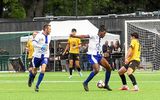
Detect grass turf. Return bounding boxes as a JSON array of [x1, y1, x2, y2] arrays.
[[0, 70, 160, 100]]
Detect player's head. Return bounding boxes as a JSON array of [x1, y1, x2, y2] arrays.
[[43, 24, 51, 35], [71, 28, 77, 35], [131, 32, 139, 39], [98, 25, 106, 38], [32, 31, 38, 38]]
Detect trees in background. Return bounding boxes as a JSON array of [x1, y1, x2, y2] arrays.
[[0, 0, 160, 19], [2, 0, 26, 19]]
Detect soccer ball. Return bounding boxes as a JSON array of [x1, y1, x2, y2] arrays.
[[97, 80, 105, 88]]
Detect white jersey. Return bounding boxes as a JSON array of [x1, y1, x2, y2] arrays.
[[87, 34, 102, 55], [32, 32, 51, 58]]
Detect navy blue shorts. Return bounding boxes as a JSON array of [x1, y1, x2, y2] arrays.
[[87, 54, 102, 66], [32, 57, 48, 68]]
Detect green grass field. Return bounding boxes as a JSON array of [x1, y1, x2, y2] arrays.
[[0, 70, 160, 100]]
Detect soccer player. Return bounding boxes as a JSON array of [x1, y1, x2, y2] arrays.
[[118, 32, 141, 91], [28, 24, 51, 92], [26, 32, 38, 73], [63, 28, 82, 78], [70, 25, 112, 91]]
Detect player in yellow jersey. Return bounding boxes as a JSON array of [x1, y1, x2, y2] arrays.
[[63, 28, 82, 78], [118, 32, 141, 91], [26, 31, 38, 87]]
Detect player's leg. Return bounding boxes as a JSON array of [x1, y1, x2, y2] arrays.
[[75, 54, 82, 77], [118, 65, 128, 90], [35, 58, 48, 92], [28, 58, 38, 87], [68, 53, 74, 78], [127, 60, 140, 91], [83, 63, 99, 91], [69, 59, 73, 78], [75, 60, 83, 77], [30, 59, 37, 82], [100, 57, 112, 91], [28, 58, 33, 72], [83, 55, 100, 91]]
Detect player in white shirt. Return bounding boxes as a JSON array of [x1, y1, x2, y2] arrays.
[[28, 24, 51, 92], [70, 25, 112, 91]]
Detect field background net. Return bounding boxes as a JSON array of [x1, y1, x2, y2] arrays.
[[0, 32, 32, 71]]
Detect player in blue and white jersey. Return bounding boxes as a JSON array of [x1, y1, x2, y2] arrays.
[[28, 24, 51, 92], [70, 25, 112, 91]]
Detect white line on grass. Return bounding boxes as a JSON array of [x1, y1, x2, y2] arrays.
[[0, 80, 159, 83]]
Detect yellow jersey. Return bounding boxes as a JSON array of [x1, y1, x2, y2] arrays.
[[26, 39, 34, 59], [68, 37, 81, 54], [128, 39, 141, 62]]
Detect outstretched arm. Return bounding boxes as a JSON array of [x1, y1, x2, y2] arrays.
[[70, 34, 90, 38]]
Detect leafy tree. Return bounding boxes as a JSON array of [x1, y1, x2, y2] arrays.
[[1, 0, 160, 19], [3, 0, 26, 19]]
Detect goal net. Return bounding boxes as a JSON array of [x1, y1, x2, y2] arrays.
[[125, 19, 160, 70]]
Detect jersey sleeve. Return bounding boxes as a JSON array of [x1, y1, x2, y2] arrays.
[[130, 40, 135, 49], [32, 34, 42, 48], [26, 40, 29, 48], [67, 37, 71, 44]]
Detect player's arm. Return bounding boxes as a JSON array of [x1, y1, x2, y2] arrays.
[[126, 47, 133, 58], [32, 35, 46, 50], [32, 40, 43, 48], [125, 45, 133, 64], [63, 43, 70, 55], [70, 34, 90, 38], [26, 41, 29, 52]]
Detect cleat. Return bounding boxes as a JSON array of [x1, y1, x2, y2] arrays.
[[35, 86, 39, 92], [83, 82, 89, 91], [79, 72, 83, 77], [131, 85, 139, 91], [131, 88, 139, 91], [104, 85, 112, 91], [119, 85, 129, 90], [68, 75, 72, 79]]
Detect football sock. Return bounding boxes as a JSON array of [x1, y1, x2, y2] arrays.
[[36, 73, 44, 88], [69, 68, 72, 75], [128, 74, 137, 85], [32, 72, 37, 80], [77, 67, 81, 72], [29, 71, 34, 79], [119, 74, 127, 85], [105, 70, 111, 85], [84, 71, 96, 84]]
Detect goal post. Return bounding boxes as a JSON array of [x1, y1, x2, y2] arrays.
[[125, 19, 160, 70]]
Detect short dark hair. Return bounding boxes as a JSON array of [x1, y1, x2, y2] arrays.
[[71, 28, 77, 32], [98, 25, 106, 32], [43, 24, 51, 31], [131, 32, 139, 39]]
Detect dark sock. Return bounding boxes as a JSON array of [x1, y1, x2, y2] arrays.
[[105, 70, 111, 85], [77, 67, 81, 72], [119, 74, 127, 85], [32, 72, 37, 80], [29, 72, 34, 79], [128, 74, 137, 86], [69, 68, 72, 75], [84, 71, 96, 84], [36, 73, 44, 88]]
